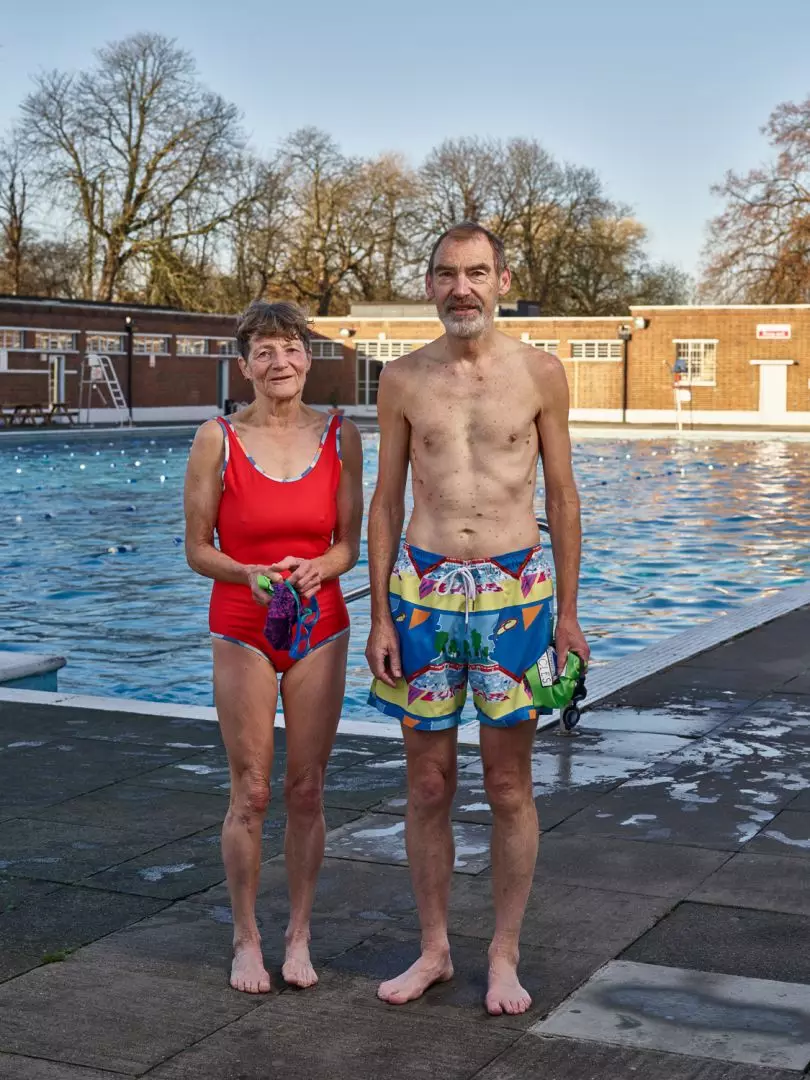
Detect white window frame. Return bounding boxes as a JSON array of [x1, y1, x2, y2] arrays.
[[211, 338, 238, 357], [673, 339, 718, 387], [311, 340, 344, 360], [355, 340, 428, 405], [569, 340, 623, 361], [86, 332, 125, 355], [0, 327, 22, 350], [527, 339, 560, 354], [133, 335, 169, 355], [176, 336, 207, 356], [33, 330, 77, 353]]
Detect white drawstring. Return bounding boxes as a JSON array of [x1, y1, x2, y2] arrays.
[[434, 564, 477, 626]]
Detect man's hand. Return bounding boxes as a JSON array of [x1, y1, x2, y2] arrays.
[[271, 556, 322, 601], [244, 565, 283, 607], [366, 618, 403, 688], [555, 614, 589, 673]]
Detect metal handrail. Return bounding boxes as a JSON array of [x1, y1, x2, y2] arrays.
[[343, 518, 550, 605]]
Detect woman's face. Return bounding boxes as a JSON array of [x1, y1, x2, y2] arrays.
[[241, 334, 311, 401]]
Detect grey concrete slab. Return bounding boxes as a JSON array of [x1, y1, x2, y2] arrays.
[[0, 874, 62, 914], [783, 672, 810, 695], [407, 874, 674, 962], [537, 834, 731, 898], [133, 753, 233, 794], [38, 712, 222, 750], [624, 903, 810, 985], [0, 818, 169, 883], [578, 705, 728, 738], [322, 759, 409, 811], [26, 784, 230, 843], [0, 1056, 125, 1080], [787, 789, 810, 811], [606, 681, 756, 711], [81, 825, 230, 899], [746, 811, 810, 859], [324, 813, 493, 874], [0, 739, 201, 811], [532, 959, 810, 1071], [473, 1034, 801, 1080], [322, 926, 603, 1029], [0, 957, 260, 1075], [735, 696, 810, 725], [690, 853, 810, 916], [552, 792, 778, 851], [144, 994, 516, 1080], [72, 898, 387, 989], [536, 728, 692, 763], [0, 885, 166, 983]]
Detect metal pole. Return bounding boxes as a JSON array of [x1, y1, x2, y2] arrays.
[[125, 317, 134, 424]]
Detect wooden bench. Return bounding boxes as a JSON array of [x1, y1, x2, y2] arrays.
[[0, 403, 79, 427]]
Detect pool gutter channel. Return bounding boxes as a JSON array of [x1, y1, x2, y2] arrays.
[[2, 582, 808, 745]]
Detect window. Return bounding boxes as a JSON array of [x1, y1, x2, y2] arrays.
[[0, 328, 22, 350], [311, 340, 343, 359], [213, 338, 238, 357], [86, 333, 124, 354], [133, 335, 169, 354], [176, 336, 207, 355], [355, 340, 427, 405], [34, 331, 76, 352], [569, 340, 623, 360], [673, 340, 717, 386], [527, 340, 559, 354]]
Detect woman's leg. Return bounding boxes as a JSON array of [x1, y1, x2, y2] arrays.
[[278, 632, 349, 987], [213, 638, 278, 993]]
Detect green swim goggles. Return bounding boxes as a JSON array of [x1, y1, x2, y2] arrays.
[[524, 648, 588, 732]]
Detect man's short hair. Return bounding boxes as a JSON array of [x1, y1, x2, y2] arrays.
[[427, 221, 507, 278], [235, 301, 312, 361]]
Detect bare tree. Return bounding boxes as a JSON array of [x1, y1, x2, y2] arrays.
[[702, 96, 810, 303], [0, 131, 34, 295], [20, 33, 249, 301]]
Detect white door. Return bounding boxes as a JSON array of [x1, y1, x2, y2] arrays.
[[758, 364, 788, 421]]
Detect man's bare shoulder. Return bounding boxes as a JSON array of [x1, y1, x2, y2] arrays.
[[379, 340, 442, 386], [519, 342, 567, 384]]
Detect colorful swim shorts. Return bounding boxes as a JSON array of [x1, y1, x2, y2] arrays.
[[368, 541, 554, 731]]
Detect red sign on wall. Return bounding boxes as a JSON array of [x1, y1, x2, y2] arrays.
[[756, 324, 791, 340]]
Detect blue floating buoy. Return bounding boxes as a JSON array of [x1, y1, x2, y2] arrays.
[[106, 543, 137, 554], [173, 536, 183, 544], [126, 505, 136, 511], [44, 512, 53, 520]]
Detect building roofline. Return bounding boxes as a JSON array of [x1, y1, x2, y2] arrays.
[[313, 315, 628, 323], [0, 294, 237, 319], [631, 304, 810, 311]]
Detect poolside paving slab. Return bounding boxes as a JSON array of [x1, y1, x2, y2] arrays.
[[0, 1057, 125, 1080], [532, 960, 810, 1071], [323, 812, 493, 873], [623, 903, 810, 984], [688, 852, 810, 917]]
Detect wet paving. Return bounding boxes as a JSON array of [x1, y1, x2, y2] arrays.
[[0, 604, 809, 1077]]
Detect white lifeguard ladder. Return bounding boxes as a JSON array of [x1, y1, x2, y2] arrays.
[[78, 354, 130, 426]]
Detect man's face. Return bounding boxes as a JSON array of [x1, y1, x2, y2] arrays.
[[426, 234, 511, 340], [240, 335, 311, 400]]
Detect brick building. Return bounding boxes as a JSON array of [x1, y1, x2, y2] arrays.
[[1, 295, 808, 427]]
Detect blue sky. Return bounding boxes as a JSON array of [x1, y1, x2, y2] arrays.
[[1, 0, 809, 277]]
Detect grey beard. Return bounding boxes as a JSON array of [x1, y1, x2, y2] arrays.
[[440, 309, 489, 339]]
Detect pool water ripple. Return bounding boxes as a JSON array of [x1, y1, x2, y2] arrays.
[[2, 431, 809, 719]]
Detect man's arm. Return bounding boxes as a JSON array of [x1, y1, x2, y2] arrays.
[[365, 363, 411, 686], [534, 355, 590, 670]]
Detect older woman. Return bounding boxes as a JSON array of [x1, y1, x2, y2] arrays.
[[184, 301, 363, 994]]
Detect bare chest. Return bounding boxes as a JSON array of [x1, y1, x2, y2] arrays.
[[230, 420, 327, 480]]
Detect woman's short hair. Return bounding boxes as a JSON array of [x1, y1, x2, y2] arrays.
[[235, 301, 312, 361]]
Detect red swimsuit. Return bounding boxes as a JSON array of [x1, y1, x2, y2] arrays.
[[209, 414, 350, 672]]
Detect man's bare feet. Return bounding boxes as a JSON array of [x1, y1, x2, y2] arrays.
[[282, 931, 318, 989], [485, 953, 531, 1016], [230, 938, 272, 994], [378, 950, 454, 1005]]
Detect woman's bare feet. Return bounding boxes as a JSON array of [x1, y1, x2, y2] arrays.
[[230, 938, 272, 994], [485, 952, 531, 1016], [378, 950, 454, 1005], [282, 931, 318, 989]]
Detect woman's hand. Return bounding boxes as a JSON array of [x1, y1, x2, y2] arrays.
[[244, 565, 283, 606], [270, 556, 322, 601]]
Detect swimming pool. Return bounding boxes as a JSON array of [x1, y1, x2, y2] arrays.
[[2, 429, 809, 721]]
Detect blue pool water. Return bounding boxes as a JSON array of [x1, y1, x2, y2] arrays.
[[2, 430, 809, 719]]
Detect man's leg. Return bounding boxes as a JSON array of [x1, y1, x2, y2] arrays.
[[279, 633, 349, 988], [213, 639, 278, 994], [378, 726, 458, 1004], [480, 718, 538, 1016]]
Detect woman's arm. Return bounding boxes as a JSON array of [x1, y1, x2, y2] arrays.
[[279, 419, 364, 599], [183, 420, 280, 604]]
